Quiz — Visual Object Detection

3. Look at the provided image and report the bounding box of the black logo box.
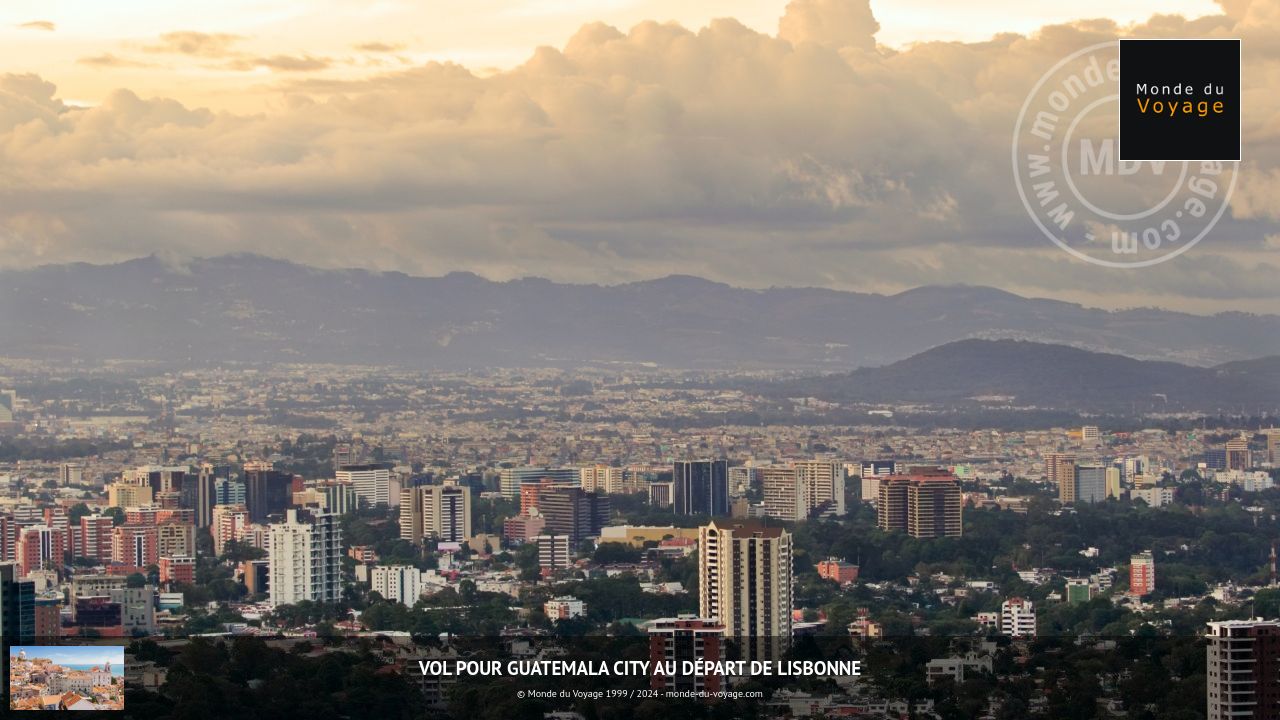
[1119,38,1241,161]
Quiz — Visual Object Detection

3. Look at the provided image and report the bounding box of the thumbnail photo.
[9,646,125,711]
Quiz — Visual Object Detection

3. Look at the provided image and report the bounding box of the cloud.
[18,21,55,32]
[144,31,243,58]
[226,55,332,72]
[1,1,1280,312]
[354,42,406,53]
[77,54,158,69]
[778,0,879,50]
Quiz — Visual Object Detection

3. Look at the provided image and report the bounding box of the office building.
[195,463,233,529]
[268,509,343,606]
[371,565,424,606]
[648,616,725,694]
[674,460,729,516]
[648,481,674,508]
[338,463,395,508]
[0,563,35,642]
[244,461,295,522]
[698,520,793,662]
[1074,464,1108,504]
[1206,620,1280,720]
[1130,551,1155,597]
[499,467,580,500]
[539,487,610,544]
[1226,437,1251,472]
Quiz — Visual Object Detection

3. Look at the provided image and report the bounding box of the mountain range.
[1,254,1278,370]
[774,339,1280,413]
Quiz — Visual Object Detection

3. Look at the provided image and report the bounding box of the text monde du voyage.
[1134,82,1228,118]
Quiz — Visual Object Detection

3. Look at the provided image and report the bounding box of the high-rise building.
[536,534,572,576]
[211,504,252,556]
[499,467,580,500]
[876,470,963,538]
[674,460,729,516]
[760,462,846,520]
[1000,597,1036,637]
[107,482,154,508]
[648,616,725,694]
[1266,430,1280,465]
[760,466,809,521]
[540,487,610,544]
[400,481,473,544]
[78,515,115,564]
[371,565,424,606]
[337,463,395,508]
[1226,436,1251,472]
[129,465,190,497]
[17,525,64,576]
[1130,551,1155,597]
[1105,467,1123,499]
[1206,620,1280,720]
[195,463,234,529]
[294,480,356,516]
[698,520,793,662]
[59,463,85,487]
[156,522,195,559]
[1045,453,1077,503]
[244,461,295,522]
[1074,464,1108,504]
[0,563,35,642]
[579,465,624,494]
[268,509,343,606]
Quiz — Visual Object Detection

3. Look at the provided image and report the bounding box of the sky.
[11,645,125,668]
[1,0,1278,314]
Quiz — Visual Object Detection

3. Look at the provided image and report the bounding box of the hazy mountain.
[2,254,1279,370]
[776,339,1280,413]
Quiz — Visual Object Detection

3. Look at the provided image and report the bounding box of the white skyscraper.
[336,463,393,508]
[268,509,343,606]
